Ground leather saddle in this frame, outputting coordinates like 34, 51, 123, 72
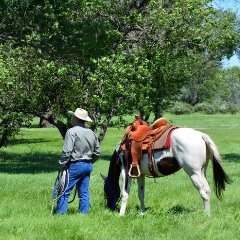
121, 117, 177, 178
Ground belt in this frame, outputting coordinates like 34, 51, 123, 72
70, 160, 91, 164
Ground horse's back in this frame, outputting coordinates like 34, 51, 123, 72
171, 127, 208, 168
171, 127, 205, 147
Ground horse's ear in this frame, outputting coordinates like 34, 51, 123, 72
100, 173, 107, 181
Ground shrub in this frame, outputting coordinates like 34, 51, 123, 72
219, 102, 238, 114
168, 102, 194, 115
194, 102, 217, 114
194, 101, 239, 114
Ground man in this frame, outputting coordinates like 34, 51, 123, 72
56, 108, 100, 215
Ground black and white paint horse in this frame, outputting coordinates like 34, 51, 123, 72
102, 127, 231, 216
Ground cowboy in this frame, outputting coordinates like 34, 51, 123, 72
56, 108, 100, 214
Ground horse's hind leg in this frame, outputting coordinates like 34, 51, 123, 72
137, 175, 145, 214
188, 171, 211, 215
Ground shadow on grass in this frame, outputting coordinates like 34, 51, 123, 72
222, 153, 240, 163
99, 154, 112, 161
0, 152, 59, 174
9, 137, 54, 146
167, 204, 194, 215
1, 152, 238, 174
0, 151, 113, 174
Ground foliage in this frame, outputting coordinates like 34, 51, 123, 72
194, 101, 239, 114
194, 102, 218, 114
0, 45, 34, 146
179, 66, 240, 109
217, 101, 239, 114
168, 102, 194, 115
222, 67, 240, 107
0, 0, 240, 145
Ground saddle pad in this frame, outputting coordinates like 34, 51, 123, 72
153, 126, 178, 150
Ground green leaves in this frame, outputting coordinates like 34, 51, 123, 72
0, 0, 239, 144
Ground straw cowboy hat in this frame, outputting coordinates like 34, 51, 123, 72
68, 108, 93, 122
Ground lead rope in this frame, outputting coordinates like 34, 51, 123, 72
68, 185, 77, 204
51, 168, 79, 215
51, 168, 69, 215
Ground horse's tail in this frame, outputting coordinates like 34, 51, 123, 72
202, 134, 231, 199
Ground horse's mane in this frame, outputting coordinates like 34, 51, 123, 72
107, 148, 121, 184
104, 147, 122, 210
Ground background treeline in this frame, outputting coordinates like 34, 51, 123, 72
170, 67, 240, 114
0, 0, 240, 147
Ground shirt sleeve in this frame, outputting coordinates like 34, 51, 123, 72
91, 135, 101, 163
59, 130, 75, 164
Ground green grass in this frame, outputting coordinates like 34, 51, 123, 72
0, 113, 240, 240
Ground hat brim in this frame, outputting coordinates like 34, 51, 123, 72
67, 111, 93, 122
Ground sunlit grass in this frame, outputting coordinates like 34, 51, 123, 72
0, 113, 240, 239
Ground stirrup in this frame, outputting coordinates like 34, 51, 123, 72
128, 164, 141, 178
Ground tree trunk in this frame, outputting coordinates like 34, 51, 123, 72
0, 128, 8, 148
37, 111, 68, 139
98, 108, 116, 143
39, 117, 52, 128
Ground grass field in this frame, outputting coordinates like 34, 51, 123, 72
0, 113, 240, 240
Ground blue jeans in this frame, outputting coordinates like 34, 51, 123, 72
57, 161, 93, 214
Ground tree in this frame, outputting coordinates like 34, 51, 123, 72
222, 67, 240, 107
0, 0, 240, 147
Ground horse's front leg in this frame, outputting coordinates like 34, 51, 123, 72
119, 168, 132, 216
137, 175, 145, 214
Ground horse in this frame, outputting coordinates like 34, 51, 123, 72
102, 127, 231, 216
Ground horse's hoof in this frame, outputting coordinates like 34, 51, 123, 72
140, 211, 145, 216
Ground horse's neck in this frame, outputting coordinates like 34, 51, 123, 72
107, 150, 121, 183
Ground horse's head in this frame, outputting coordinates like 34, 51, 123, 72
101, 146, 121, 211
101, 174, 120, 211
